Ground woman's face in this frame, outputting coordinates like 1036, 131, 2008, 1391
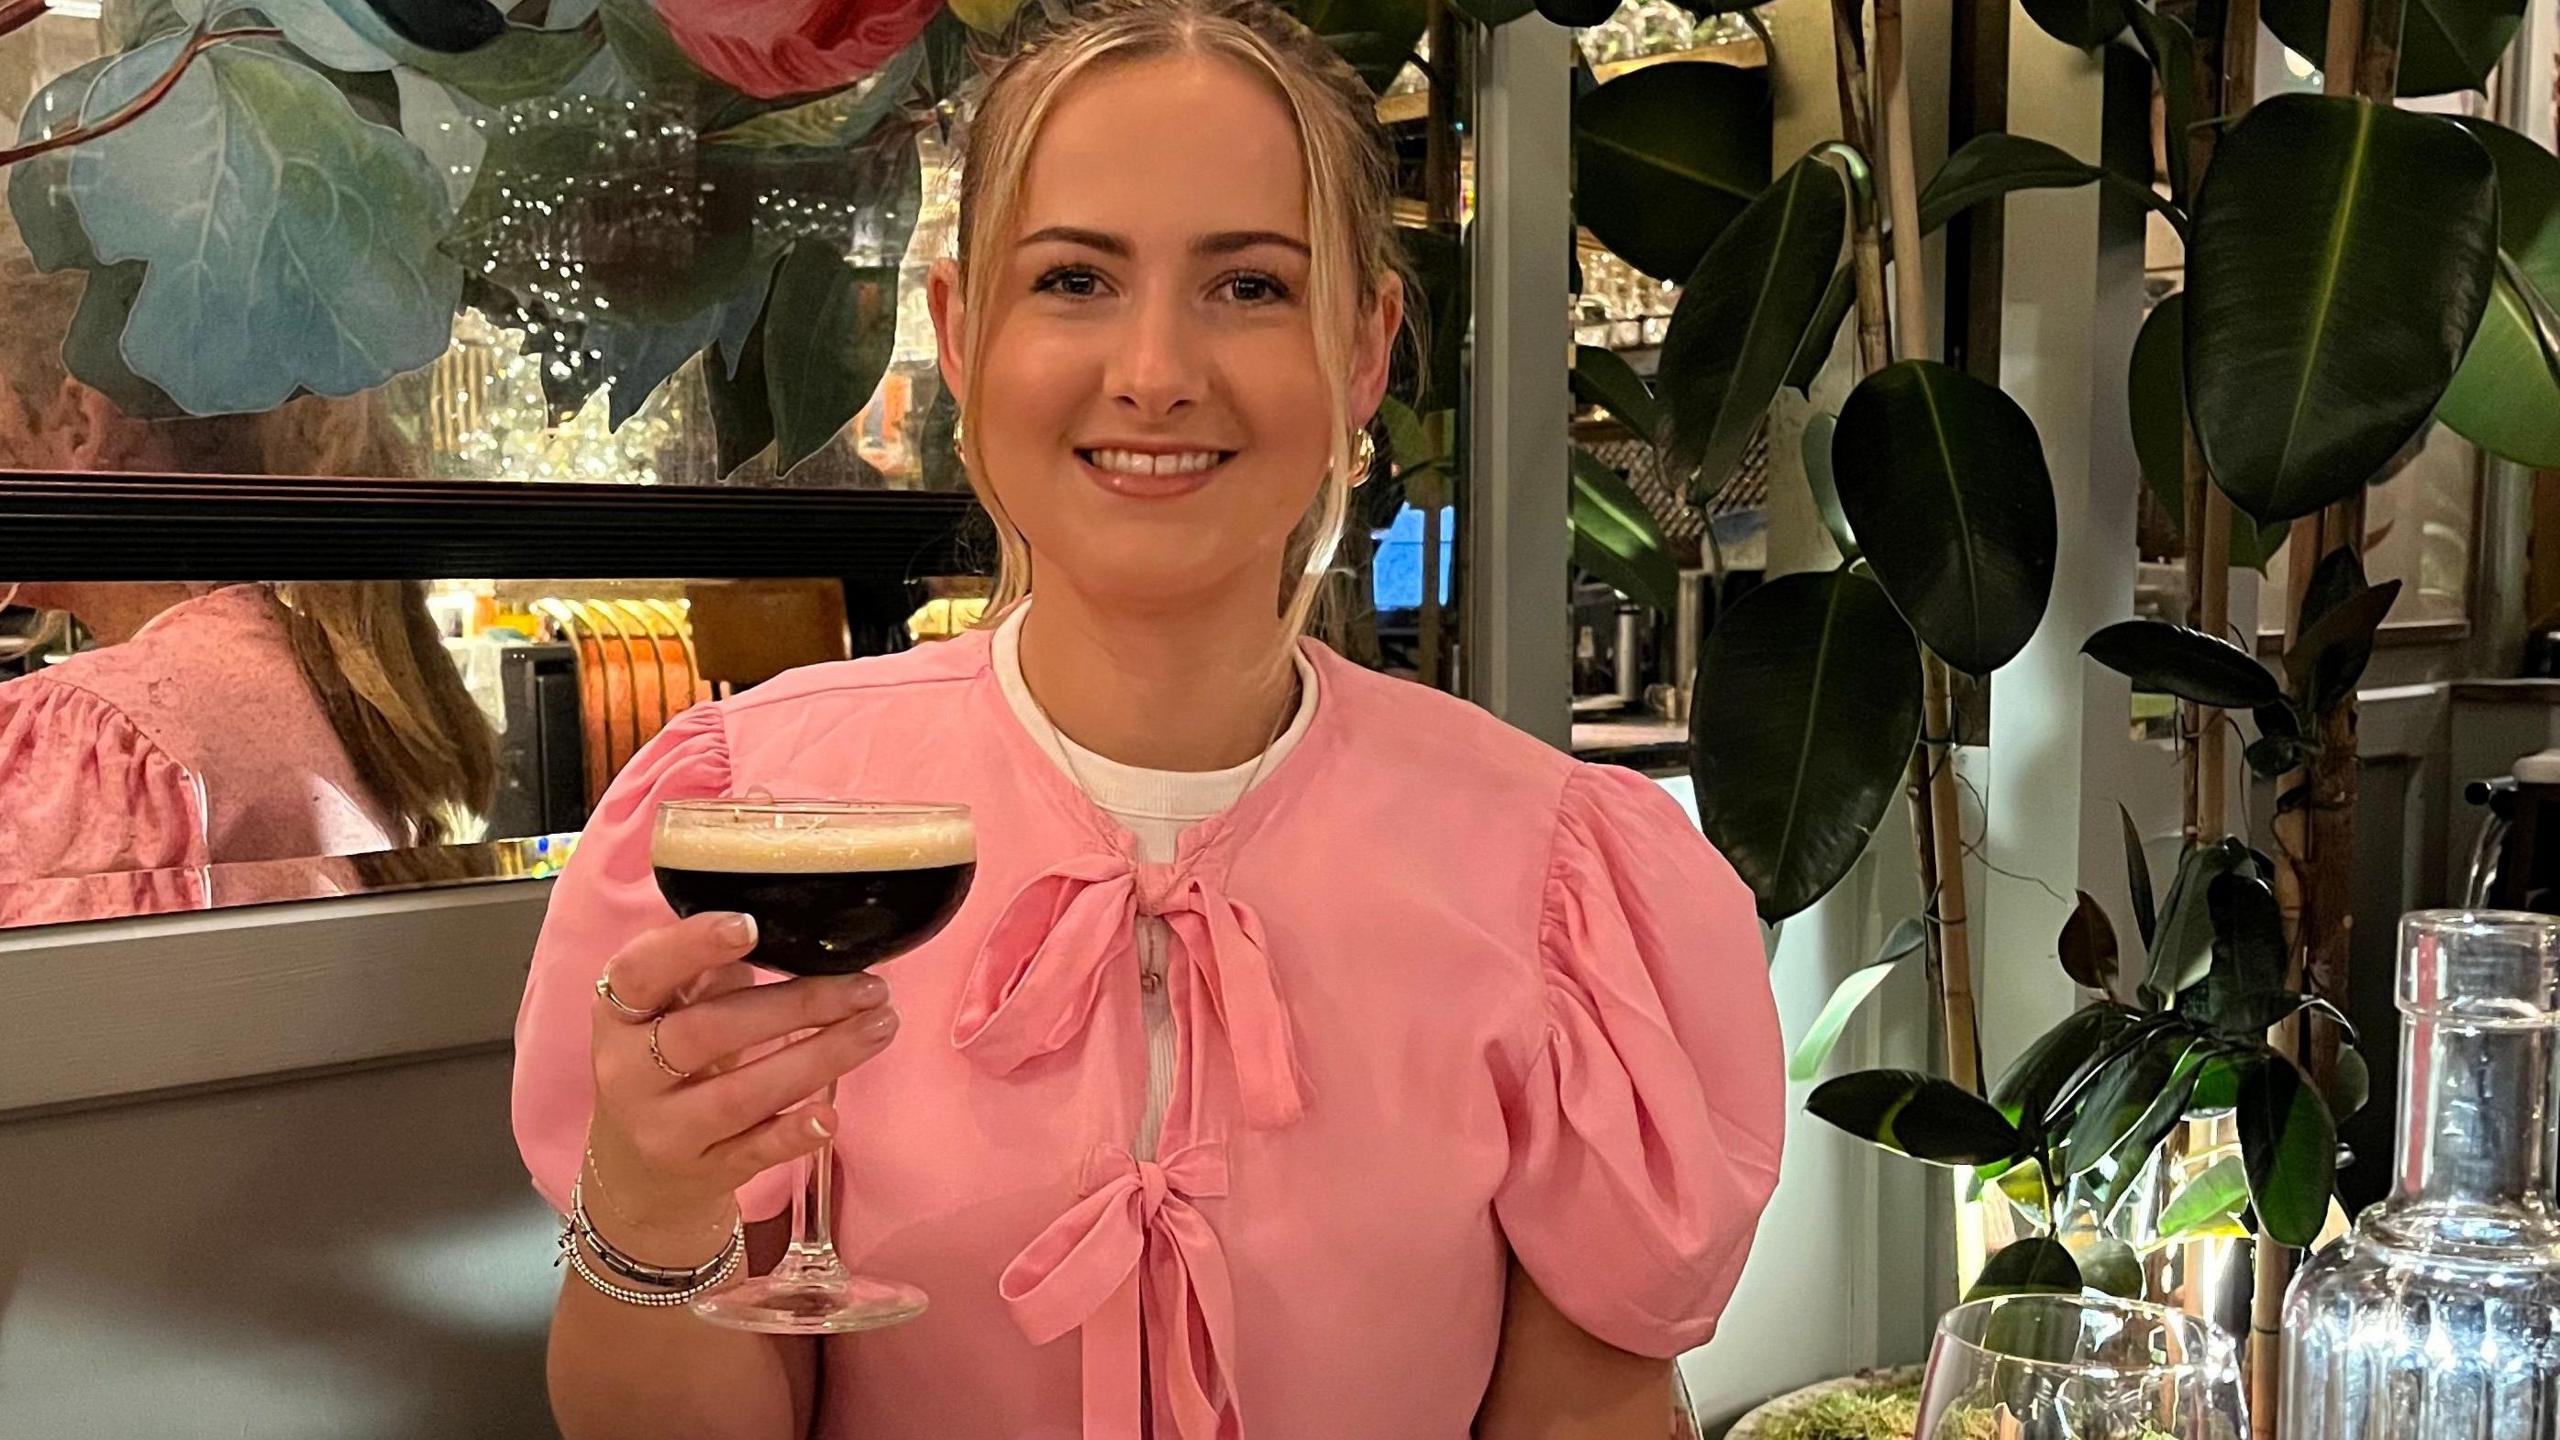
928, 53, 1401, 616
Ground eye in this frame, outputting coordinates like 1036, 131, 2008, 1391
1033, 265, 1105, 298
1223, 271, 1293, 305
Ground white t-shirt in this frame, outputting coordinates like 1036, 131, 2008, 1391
991, 598, 1319, 1160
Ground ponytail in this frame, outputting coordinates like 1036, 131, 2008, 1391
272, 582, 497, 848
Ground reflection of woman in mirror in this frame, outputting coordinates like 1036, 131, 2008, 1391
0, 314, 495, 888
0, 579, 498, 883
513, 3, 1782, 1436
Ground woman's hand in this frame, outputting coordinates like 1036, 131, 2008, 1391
582, 911, 902, 1250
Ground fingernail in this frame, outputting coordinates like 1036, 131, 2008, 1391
805, 1112, 834, 1139
859, 1007, 900, 1039
842, 973, 888, 1005
718, 913, 757, 949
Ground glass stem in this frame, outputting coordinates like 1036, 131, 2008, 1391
786, 1077, 844, 1273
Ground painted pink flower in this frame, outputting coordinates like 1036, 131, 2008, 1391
655, 0, 947, 100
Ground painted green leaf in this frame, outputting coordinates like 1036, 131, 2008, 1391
1786, 917, 1926, 1083
394, 70, 491, 211
1570, 449, 1678, 613
2262, 0, 2525, 98
2187, 96, 2498, 523
1572, 61, 1771, 284
1831, 359, 2058, 675
704, 310, 776, 478
701, 41, 924, 149
8, 55, 117, 275
1377, 394, 1436, 469
1966, 1237, 2082, 1302
765, 250, 900, 475
2241, 1054, 2339, 1247
67, 35, 463, 414
2129, 295, 2288, 571
2083, 621, 2279, 709
1659, 154, 1850, 500
1809, 1069, 2027, 1166
1689, 570, 1924, 921
104, 0, 192, 47
185, 0, 397, 71
2158, 1153, 2250, 1238
205, 0, 604, 103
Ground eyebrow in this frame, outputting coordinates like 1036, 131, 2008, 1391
1019, 225, 1312, 259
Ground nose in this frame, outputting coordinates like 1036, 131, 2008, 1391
1103, 283, 1204, 423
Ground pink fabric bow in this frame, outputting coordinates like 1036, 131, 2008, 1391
999, 1141, 1242, 1440
951, 853, 1308, 1128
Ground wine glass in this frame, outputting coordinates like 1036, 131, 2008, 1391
1915, 1293, 2247, 1439
651, 798, 977, 1333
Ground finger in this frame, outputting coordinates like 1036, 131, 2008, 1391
597, 912, 759, 1019
654, 972, 888, 1079
672, 1006, 901, 1139
673, 961, 758, 1010
703, 1101, 837, 1186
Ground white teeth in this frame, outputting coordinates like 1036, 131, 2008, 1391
1087, 449, 1223, 476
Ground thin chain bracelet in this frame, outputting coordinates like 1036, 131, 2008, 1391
583, 1142, 731, 1247
559, 1176, 744, 1304
561, 1218, 742, 1307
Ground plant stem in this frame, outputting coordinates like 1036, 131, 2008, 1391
0, 26, 284, 174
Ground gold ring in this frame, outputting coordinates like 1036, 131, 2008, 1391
595, 970, 660, 1024
649, 1016, 695, 1081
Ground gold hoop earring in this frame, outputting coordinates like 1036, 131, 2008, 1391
951, 415, 966, 453
1347, 427, 1377, 489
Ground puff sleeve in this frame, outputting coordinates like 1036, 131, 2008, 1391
1493, 763, 1785, 1357
0, 679, 206, 884
510, 703, 750, 1215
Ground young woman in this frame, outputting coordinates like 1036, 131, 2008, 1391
512, 2, 1784, 1436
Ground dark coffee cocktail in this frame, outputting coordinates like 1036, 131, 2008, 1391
652, 813, 975, 976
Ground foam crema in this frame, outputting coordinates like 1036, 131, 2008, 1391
652, 814, 976, 873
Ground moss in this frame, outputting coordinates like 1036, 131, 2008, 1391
1754, 1380, 1923, 1440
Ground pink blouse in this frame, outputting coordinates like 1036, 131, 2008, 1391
0, 585, 396, 927
511, 623, 1783, 1439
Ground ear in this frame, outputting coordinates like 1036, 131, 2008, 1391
1348, 272, 1405, 426
926, 257, 970, 410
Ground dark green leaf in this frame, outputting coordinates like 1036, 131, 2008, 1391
2299, 544, 2368, 635
2130, 295, 2289, 572
2289, 579, 2403, 715
2066, 1234, 2144, 1298
1535, 0, 1615, 25
1571, 345, 1663, 447
1831, 360, 2057, 674
2119, 0, 2199, 207
1400, 223, 1467, 413
2327, 1044, 2371, 1122
1809, 1070, 2027, 1166
2247, 734, 2320, 779
1993, 1003, 2146, 1131
2061, 1026, 2196, 1175
2158, 1153, 2250, 1237
1689, 570, 1925, 921
1784, 264, 1855, 394
597, 0, 744, 108
2187, 96, 2499, 523
2254, 701, 2303, 742
2262, 0, 2525, 98
1449, 0, 1536, 24
1787, 945, 1909, 1083
2143, 838, 2257, 1007
1659, 155, 1848, 500
1965, 1237, 2083, 1302
2188, 1048, 2248, 1115
2241, 1054, 2339, 1247
2083, 621, 2279, 709
766, 251, 901, 475
1317, 30, 1421, 93
2121, 803, 2157, 949
2196, 872, 2287, 1035
2022, 0, 2126, 45
66, 35, 462, 413
1571, 449, 1679, 613
1916, 133, 2178, 235
1801, 412, 1858, 558
2437, 122, 2560, 462
1992, 1157, 2051, 1225
2059, 891, 2120, 993
1572, 61, 1772, 284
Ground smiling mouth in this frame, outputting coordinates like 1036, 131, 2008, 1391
1076, 449, 1237, 478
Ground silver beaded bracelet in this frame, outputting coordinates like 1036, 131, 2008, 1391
557, 1178, 745, 1308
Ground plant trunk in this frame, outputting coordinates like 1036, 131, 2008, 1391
2254, 1, 2402, 1430
1835, 0, 1983, 1096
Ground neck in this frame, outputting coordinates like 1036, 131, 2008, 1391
1015, 580, 1300, 773
22, 583, 227, 647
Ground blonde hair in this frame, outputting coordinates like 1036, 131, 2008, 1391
273, 582, 498, 848
950, 0, 1420, 684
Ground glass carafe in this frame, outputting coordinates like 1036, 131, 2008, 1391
2281, 910, 2560, 1437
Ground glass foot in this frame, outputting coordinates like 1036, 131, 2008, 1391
692, 1255, 927, 1335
